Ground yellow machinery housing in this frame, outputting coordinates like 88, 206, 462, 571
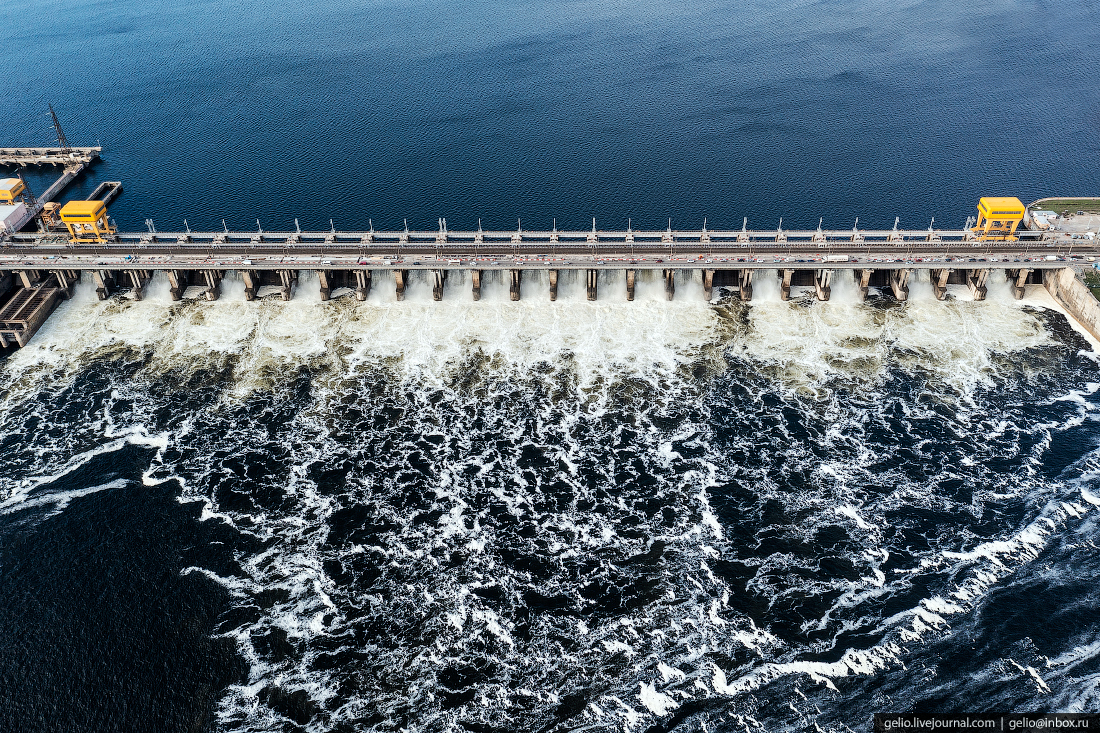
0, 177, 26, 205
60, 199, 116, 243
973, 196, 1025, 240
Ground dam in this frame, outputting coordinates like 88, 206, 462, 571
2, 144, 1099, 348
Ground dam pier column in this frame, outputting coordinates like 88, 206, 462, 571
277, 270, 296, 301
889, 269, 910, 301
626, 270, 635, 301
931, 268, 952, 301
586, 269, 597, 301
780, 269, 794, 301
18, 270, 41, 289
1007, 268, 1031, 300
92, 270, 115, 300
51, 270, 78, 299
355, 270, 371, 301
548, 270, 558, 301
395, 270, 408, 301
739, 270, 753, 301
240, 270, 258, 301
967, 269, 989, 301
168, 270, 187, 301
664, 269, 675, 301
127, 270, 151, 301
814, 269, 832, 301
510, 269, 521, 301
857, 269, 873, 302
432, 270, 446, 301
470, 270, 482, 301
203, 270, 222, 301
318, 271, 332, 301
703, 269, 715, 301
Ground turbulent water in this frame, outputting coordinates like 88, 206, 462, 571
4, 271, 1100, 732
4, 0, 1100, 728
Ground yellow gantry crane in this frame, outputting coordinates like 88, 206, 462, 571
60, 199, 116, 243
973, 196, 1026, 240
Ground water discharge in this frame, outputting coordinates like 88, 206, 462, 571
1, 280, 1099, 732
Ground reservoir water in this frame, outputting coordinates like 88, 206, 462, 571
2, 2, 1100, 732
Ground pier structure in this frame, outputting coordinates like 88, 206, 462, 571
0, 147, 111, 233
0, 220, 1097, 347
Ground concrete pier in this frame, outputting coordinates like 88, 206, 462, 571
931, 268, 951, 301
471, 270, 482, 301
355, 270, 371, 301
586, 269, 597, 301
856, 269, 872, 302
510, 269, 521, 301
780, 269, 794, 301
739, 270, 753, 301
169, 270, 188, 300
432, 270, 446, 301
1007, 268, 1031, 300
92, 270, 115, 300
889, 269, 910, 301
319, 271, 332, 301
51, 269, 78, 299
548, 270, 558, 301
395, 270, 408, 301
126, 269, 152, 300
814, 269, 832, 301
626, 270, 635, 301
277, 270, 295, 301
967, 269, 988, 301
703, 269, 714, 301
664, 269, 675, 301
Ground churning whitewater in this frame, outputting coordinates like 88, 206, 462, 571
3, 269, 1100, 732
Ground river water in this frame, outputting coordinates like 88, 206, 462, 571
2, 2, 1100, 732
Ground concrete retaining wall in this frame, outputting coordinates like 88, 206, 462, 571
1044, 267, 1100, 343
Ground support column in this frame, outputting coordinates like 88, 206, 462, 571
470, 270, 482, 301
203, 270, 223, 301
395, 270, 408, 301
739, 269, 753, 302
510, 269, 521, 301
857, 269, 873, 302
239, 270, 257, 301
967, 269, 989, 301
318, 270, 332, 302
930, 268, 952, 301
780, 269, 794, 301
92, 270, 114, 300
814, 269, 832, 301
703, 269, 714, 301
354, 270, 371, 301
586, 269, 598, 301
548, 270, 557, 301
126, 270, 150, 301
889, 269, 910, 301
51, 270, 78, 299
626, 270, 635, 302
277, 269, 297, 301
1007, 268, 1030, 300
664, 269, 675, 301
432, 270, 446, 301
18, 270, 41, 289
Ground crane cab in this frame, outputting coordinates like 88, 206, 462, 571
973, 197, 1025, 240
60, 199, 116, 243
0, 177, 26, 205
